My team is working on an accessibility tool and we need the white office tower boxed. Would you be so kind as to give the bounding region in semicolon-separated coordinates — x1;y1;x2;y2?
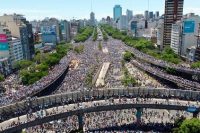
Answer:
170;13;200;59
156;21;164;50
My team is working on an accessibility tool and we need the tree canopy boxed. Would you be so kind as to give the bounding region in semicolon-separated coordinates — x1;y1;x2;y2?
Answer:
18;43;72;85
74;27;93;43
123;51;134;62
191;61;200;68
0;74;4;82
174;118;200;133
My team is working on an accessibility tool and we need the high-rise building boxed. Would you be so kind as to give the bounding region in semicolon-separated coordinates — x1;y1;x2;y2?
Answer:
117;15;128;30
9;37;23;66
113;5;122;22
130;20;137;36
126;9;133;22
170;21;182;54
90;12;95;26
61;20;71;42
170;14;200;58
149;12;154;19
40;25;57;44
163;0;184;47
40;18;62;44
0;26;24;74
156;11;160;19
0;14;35;60
144;10;149;20
195;23;200;61
156;21;164;49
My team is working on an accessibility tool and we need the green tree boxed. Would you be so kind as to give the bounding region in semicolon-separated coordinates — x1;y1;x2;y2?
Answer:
35;63;49;71
123;51;134;62
174;118;200;133
14;60;33;70
0;74;4;82
191;61;200;69
93;27;98;41
121;68;136;87
74;27;93;42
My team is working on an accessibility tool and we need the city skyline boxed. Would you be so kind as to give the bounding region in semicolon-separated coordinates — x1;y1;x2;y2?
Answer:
0;0;200;21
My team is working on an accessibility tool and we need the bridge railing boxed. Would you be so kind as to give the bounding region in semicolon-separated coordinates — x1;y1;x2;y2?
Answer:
0;87;200;120
1;101;200;133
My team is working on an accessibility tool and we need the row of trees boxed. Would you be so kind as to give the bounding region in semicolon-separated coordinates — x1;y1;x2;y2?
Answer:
121;65;137;87
84;67;95;88
121;51;137;87
15;44;72;85
74;27;93;43
92;27;98;41
100;26;108;41
102;24;181;64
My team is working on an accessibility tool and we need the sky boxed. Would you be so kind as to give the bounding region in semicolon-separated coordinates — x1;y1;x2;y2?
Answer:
0;0;200;21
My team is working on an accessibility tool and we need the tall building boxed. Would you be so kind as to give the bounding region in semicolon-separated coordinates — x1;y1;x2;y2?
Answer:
0;14;35;60
40;18;62;45
149;12;154;19
61;20;71;42
117;15;128;30
156;21;164;49
170;14;200;58
0;26;23;74
126;9;133;22
144;10;149;20
0;26;11;75
130;20;137;36
156;11;160;19
113;5;122;22
163;0;184;47
90;12;95;26
170;21;182;54
40;25;57;44
195;24;200;61
9;37;23;66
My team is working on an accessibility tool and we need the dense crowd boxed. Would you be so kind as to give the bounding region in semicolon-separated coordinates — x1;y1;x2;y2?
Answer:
54;38;106;93
131;60;200;90
104;39;125;88
1;29;200;133
125;42;200;74
0;55;72;106
125;63;165;88
1;97;198;132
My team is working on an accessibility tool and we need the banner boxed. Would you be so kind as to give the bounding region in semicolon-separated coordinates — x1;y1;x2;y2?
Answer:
184;21;195;33
41;25;56;35
0;34;7;42
0;34;9;58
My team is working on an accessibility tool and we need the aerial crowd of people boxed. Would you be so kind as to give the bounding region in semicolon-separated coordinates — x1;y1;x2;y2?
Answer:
1;96;199;132
131;60;200;90
0;28;200;132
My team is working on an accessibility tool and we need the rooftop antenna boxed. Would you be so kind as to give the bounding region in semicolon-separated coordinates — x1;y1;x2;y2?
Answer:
148;0;149;11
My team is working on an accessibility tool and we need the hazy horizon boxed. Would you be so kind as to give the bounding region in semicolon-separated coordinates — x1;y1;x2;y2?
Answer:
0;0;200;21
